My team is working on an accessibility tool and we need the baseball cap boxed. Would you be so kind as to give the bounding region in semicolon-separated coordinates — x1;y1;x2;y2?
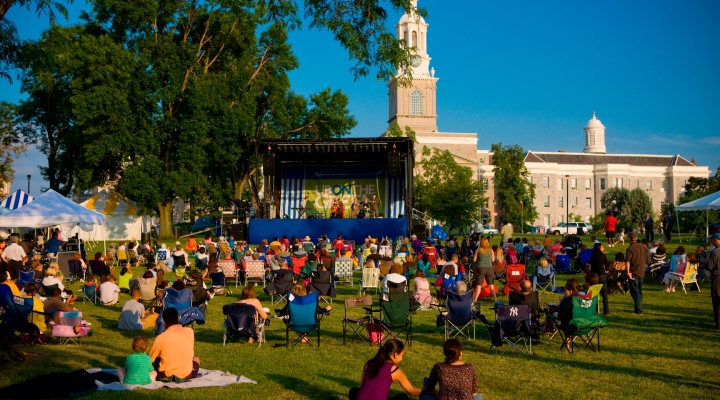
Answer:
711;233;720;241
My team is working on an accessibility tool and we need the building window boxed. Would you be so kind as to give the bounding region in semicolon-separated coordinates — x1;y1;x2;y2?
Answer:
558;197;564;208
479;157;485;164
661;181;665;192
482;178;489;191
543;196;550;207
528;176;533;184
585;197;591;208
585;179;591;190
612;178;623;188
557;178;563;190
681;179;687;190
646;180;652;190
412;31;417;47
543;177;549;188
543;214;550;226
600;178;606;190
571;196;578;206
632;180;639;189
570;178;577;190
410;90;422;115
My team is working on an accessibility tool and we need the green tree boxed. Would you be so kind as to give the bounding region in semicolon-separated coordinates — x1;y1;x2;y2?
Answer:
600;187;629;217
414;147;484;232
0;0;72;81
0;101;27;184
490;143;537;230
624;188;653;230
676;172;720;232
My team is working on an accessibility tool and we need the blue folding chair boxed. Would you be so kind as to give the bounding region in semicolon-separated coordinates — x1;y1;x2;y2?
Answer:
441;291;478;340
223;303;264;348
18;270;35;288
156;288;205;334
81;283;99;304
286;291;324;347
0;295;42;346
554;254;572;274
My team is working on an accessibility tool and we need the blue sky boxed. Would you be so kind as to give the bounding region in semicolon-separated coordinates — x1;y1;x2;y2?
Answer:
2;0;719;196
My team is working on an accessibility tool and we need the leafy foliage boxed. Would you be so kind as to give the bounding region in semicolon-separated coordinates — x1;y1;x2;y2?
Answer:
0;101;27;184
600;187;652;232
490;143;537;228
414;146;484;231
676;173;720;232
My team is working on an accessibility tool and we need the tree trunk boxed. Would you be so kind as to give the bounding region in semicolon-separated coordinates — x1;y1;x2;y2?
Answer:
158;202;174;239
234;174;248;200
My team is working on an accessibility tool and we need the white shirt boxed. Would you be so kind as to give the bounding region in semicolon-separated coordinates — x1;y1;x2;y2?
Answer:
3;243;26;261
100;281;120;304
381;273;407;292
42;275;64;291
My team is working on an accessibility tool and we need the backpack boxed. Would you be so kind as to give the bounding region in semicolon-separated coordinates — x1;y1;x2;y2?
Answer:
366;323;385;344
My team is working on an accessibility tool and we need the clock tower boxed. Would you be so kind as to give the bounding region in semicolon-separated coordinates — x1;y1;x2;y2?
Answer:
387;0;438;133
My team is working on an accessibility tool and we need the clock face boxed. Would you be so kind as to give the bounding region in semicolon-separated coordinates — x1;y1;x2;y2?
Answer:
411;56;421;67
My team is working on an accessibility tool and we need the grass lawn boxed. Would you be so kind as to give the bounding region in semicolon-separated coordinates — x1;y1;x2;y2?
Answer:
1;234;718;399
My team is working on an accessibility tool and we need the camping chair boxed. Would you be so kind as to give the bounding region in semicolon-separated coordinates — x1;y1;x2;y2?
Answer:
584;283;604;314
222;303;264;348
156;288;205;333
18;270;35;288
290;253;308;275
485;304;534;355
360;267;380;296
286;291;325;347
342;295;373;344
374;291;413;345
81;283;99;304
245;260;265;287
308;270;336;305
434;273;458;304
42;283;59;298
669;262;700;294
67;259;83;282
493;261;508;285
137;276;158;306
550;296;608;353
116;250;129;267
172;254;187;270
51;311;90;345
533;266;555;294
578;249;593;271
0;295;43;346
554;255;572;274
645;261;669;283
210;271;227;296
378;263;392;279
105;250;116;267
502;264;527;296
439;291;478;341
302;242;315;253
218;259;239;290
334;258;354;286
265;269;295;305
525;248;545;271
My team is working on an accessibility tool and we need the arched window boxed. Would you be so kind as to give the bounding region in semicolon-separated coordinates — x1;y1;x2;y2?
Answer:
411;90;422;115
412;31;417;47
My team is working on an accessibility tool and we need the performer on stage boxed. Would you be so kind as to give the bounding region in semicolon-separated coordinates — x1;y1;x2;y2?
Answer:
333;197;345;219
361;196;370;219
299;196;308;219
370;194;378;218
351;198;360;219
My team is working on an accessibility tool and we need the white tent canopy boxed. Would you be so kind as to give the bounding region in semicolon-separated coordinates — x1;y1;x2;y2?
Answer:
79;190;152;240
675;190;720;240
0;189;105;230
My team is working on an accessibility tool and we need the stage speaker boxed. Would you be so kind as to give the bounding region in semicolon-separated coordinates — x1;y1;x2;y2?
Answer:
141;232;151;244
263;154;275;176
227;224;245;241
388;153;401;177
412;223;427;241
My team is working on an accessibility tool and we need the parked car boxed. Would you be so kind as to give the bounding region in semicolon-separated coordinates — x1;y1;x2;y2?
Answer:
547;222;593;235
476;225;499;236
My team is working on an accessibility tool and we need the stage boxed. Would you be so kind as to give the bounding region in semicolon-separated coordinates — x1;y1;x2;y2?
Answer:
248;218;408;244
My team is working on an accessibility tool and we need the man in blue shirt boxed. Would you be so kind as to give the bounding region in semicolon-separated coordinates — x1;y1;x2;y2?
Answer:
45;233;64;255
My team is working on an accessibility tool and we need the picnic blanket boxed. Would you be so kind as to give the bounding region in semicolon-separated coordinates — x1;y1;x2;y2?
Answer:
89;368;257;391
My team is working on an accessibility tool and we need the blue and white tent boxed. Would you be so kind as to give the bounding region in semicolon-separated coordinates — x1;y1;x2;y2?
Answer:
0;189;34;210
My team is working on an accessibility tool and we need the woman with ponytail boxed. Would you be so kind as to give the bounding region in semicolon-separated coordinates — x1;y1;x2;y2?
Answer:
349;339;422;400
421;339;481;400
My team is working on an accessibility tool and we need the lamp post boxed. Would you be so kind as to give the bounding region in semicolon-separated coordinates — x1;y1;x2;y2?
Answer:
520;200;524;234
27;175;31;195
565;175;569;235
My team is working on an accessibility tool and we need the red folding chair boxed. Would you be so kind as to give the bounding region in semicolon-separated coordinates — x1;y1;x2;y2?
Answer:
503;264;527;296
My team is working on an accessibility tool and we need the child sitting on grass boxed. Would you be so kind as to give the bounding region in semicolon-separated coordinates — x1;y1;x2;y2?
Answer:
117;336;157;385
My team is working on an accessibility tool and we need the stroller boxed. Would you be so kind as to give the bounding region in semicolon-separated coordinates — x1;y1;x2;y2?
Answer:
561;235;582;268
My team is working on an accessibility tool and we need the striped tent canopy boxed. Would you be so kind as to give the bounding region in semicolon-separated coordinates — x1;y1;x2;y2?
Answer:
80;190;137;215
0;189;34;210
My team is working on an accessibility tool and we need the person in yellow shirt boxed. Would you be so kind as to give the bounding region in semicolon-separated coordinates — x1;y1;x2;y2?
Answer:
23;283;47;332
0;271;21;296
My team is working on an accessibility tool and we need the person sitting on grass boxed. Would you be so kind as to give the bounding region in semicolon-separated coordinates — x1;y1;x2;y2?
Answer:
118;267;133;294
195;247;208;278
420;338;481;400
118;288;159;331
349;338;422;400
237;285;268;344
412;270;432;309
117;336;157;385
100;274;121;305
149;307;200;381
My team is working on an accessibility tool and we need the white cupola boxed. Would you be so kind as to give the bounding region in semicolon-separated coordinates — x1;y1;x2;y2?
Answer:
583;112;606;153
397;0;432;77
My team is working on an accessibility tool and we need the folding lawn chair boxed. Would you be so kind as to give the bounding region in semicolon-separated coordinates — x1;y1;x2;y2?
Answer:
440;291;478;341
334;258;354;286
342;295;373;344
116;250;128;267
245;260;265;287
218;259;239;290
502;264;527;296
0;295;43;346
578;249;592;271
554;255;572;274
360;267;380;296
485;304;534;355
210;271;227;296
222;303;265;348
286;291;325;347
375;291;413;345
265;269;295;305
550;296;608;353
18;270;35;288
81;283;98;304
51;311;90;345
307;270;336;305
668;262;700;294
533;267;555;294
156;288;205;334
